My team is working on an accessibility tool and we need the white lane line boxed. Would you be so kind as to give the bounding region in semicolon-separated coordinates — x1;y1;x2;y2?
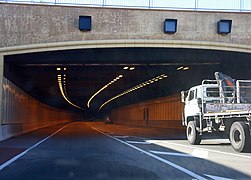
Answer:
150;150;193;157
93;127;207;180
147;140;251;159
113;135;129;138
126;141;151;144
204;174;234;180
0;123;74;171
191;149;208;159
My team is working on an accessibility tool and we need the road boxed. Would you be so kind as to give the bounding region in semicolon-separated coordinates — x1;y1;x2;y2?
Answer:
0;122;250;179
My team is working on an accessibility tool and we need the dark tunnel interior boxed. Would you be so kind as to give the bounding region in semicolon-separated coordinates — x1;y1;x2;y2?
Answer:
4;47;251;117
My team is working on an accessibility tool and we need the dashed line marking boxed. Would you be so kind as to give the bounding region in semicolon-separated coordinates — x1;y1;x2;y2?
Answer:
147;140;251;159
150;150;193;157
204;174;234;180
113;135;129;138
93;127;207;180
126;141;151;144
191;149;208;159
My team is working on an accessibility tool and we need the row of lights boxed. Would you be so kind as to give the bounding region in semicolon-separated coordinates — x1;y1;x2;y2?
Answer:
177;66;189;71
99;74;168;110
57;68;84;110
123;66;135;71
87;74;123;108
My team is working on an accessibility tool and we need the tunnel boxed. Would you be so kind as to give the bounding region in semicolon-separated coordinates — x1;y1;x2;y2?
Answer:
1;2;251;178
4;47;251;117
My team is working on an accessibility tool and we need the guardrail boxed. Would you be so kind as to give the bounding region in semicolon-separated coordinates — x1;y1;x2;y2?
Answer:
0;0;251;12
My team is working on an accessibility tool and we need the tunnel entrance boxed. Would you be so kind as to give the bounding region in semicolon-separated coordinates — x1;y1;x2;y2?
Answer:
4;47;251;114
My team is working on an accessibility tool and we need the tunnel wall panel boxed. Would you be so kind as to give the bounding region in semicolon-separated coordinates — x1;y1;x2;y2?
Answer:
0;78;76;141
110;94;185;130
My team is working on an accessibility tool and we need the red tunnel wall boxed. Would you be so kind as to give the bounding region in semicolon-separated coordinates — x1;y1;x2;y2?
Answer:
110;94;185;130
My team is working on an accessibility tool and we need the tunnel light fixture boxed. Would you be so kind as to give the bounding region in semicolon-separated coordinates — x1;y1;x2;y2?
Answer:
177;66;183;70
99;74;168;110
87;74;123;108
57;74;84;110
123;66;135;71
57;68;61;71
177;66;189;71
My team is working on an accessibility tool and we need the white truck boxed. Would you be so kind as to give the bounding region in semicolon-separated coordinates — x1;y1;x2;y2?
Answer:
181;72;251;152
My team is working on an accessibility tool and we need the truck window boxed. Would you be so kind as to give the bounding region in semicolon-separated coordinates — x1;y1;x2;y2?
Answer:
206;87;219;97
188;90;195;101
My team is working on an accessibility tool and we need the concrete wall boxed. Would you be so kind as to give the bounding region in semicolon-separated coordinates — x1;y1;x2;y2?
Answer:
110;94;185;130
0;3;251;132
0;77;76;141
0;3;251;48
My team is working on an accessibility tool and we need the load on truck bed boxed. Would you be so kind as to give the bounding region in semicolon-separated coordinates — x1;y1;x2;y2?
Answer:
181;72;251;152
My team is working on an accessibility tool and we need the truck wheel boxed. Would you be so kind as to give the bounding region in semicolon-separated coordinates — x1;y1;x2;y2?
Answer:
187;121;201;145
229;122;251;152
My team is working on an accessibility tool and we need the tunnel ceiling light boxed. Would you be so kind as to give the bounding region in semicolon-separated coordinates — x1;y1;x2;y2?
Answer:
164;19;177;34
57;68;61;71
64;68;67;71
177;66;183;70
218;20;232;34
183;67;189;70
57;74;84;110
177;66;189;71
123;66;135;71
87;74;123;108
99;74;168;110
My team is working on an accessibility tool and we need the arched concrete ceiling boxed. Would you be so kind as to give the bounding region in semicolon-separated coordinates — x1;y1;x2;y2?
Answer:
4;47;251;115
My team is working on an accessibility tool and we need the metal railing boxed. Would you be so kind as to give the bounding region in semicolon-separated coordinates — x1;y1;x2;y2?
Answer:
1;0;251;12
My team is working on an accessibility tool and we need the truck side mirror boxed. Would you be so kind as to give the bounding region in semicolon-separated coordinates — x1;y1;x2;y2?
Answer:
181;91;187;102
180;91;185;103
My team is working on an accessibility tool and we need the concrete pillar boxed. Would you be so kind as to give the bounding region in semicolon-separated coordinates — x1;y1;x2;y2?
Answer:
0;54;3;125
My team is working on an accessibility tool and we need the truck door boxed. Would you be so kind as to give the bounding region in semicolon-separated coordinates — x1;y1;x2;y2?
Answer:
185;88;200;118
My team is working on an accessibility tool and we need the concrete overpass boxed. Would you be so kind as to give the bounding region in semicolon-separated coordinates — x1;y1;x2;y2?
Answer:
1;3;251;140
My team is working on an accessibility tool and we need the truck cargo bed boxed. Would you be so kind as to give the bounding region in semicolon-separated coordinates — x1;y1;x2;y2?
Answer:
204;103;251;117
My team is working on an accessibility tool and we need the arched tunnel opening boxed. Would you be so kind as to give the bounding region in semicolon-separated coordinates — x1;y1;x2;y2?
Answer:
4;47;251;119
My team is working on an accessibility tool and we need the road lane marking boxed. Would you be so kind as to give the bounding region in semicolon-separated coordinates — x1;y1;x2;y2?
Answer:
147;140;251;159
191;149;208;159
0;123;74;171
204;174;234;180
126;141;151;144
150;149;208;159
150;150;193;157
113;135;129;138
93;127;207;180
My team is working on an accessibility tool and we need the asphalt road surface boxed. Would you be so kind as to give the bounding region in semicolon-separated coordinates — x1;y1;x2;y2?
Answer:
0;122;250;179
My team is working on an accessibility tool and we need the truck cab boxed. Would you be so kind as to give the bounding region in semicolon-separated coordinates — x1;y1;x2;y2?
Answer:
182;82;220;126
